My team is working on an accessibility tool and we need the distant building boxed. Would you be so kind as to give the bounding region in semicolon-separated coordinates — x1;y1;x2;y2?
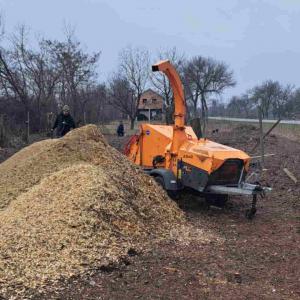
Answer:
137;89;164;121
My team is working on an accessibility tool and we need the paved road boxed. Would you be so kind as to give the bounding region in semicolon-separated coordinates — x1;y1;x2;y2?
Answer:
208;116;300;125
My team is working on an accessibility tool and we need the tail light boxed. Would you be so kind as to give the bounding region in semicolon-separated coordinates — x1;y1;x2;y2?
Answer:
208;159;244;185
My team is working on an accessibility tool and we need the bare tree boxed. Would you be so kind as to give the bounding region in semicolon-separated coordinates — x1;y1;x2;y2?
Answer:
118;46;150;129
250;80;280;118
150;47;184;124
0;25;102;137
24;39;62;130
46;32;101;120
0;13;4;40
92;84;111;124
286;88;300;118
183;56;235;136
0;26;33;136
249;80;294;119
209;99;226;117
108;75;135;127
0;26;64;132
183;69;201;119
227;94;253;118
72;83;117;125
272;84;293;118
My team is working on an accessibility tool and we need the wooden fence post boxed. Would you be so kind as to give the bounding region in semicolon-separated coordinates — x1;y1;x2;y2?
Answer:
258;108;264;169
26;111;30;143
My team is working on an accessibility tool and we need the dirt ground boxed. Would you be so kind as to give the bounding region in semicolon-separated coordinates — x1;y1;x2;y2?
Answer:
20;124;298;300
1;124;299;299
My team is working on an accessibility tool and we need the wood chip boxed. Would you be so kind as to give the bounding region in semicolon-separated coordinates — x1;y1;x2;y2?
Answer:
0;125;185;298
283;168;297;184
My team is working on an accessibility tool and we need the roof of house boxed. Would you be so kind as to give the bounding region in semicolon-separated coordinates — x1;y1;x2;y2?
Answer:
140;89;163;99
138;89;164;110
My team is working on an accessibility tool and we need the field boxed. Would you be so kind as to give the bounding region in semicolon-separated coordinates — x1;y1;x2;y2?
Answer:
0;121;299;299
208;118;300;141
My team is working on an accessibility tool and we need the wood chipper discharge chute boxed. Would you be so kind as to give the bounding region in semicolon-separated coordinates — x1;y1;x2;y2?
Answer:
125;60;271;219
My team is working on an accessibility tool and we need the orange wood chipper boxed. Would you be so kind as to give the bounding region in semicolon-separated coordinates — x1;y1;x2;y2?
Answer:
125;60;271;219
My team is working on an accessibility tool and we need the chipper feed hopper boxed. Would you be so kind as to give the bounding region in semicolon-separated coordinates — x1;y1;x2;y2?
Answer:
125;60;271;219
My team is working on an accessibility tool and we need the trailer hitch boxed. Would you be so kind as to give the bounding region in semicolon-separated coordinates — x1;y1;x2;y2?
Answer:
205;182;272;219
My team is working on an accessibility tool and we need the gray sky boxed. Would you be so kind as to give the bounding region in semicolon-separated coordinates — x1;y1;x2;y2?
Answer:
1;0;300;101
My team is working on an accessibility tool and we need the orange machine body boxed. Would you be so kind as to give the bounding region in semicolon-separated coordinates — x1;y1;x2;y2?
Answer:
126;60;251;193
128;123;250;178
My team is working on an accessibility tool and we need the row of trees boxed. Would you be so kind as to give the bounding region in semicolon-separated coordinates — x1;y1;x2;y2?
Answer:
211;80;300;119
0;26;111;135
3;20;299;147
0;23;236;142
108;47;235;130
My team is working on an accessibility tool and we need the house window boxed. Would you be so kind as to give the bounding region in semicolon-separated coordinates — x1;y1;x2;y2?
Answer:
142;99;147;104
152;98;157;103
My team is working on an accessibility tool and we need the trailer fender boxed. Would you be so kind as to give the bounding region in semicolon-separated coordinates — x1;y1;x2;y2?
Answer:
149;168;178;191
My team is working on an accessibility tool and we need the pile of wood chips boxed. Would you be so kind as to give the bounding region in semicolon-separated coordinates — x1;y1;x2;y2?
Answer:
0;125;185;298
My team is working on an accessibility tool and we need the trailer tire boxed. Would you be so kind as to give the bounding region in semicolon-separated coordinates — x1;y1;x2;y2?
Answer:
154;176;165;188
205;194;228;207
154;176;178;200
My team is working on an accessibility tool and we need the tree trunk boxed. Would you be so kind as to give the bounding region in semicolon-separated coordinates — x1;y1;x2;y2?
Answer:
190;117;203;139
200;94;207;138
130;118;135;130
83;110;87;125
193;101;198;118
37;98;42;132
26;110;30;144
165;106;174;125
0;114;5;147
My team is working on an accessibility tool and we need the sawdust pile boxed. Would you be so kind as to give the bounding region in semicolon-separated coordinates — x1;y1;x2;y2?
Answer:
0;125;184;298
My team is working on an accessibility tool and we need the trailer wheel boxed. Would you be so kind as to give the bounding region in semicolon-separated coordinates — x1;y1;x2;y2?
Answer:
154;176;178;200
154;176;165;188
205;194;228;207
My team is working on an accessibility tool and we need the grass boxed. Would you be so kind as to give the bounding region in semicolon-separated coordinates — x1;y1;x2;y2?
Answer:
208;119;300;141
100;118;300;142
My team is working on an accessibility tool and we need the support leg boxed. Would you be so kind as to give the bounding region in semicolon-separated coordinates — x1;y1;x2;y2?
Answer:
245;194;257;219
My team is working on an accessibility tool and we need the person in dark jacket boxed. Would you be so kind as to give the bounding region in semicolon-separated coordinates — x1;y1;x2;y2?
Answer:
52;105;76;137
117;121;124;137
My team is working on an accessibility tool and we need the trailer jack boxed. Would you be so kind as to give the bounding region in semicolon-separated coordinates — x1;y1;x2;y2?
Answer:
245;194;257;219
205;183;271;219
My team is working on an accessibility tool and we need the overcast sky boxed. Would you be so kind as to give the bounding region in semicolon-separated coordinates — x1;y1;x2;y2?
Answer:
1;0;300;101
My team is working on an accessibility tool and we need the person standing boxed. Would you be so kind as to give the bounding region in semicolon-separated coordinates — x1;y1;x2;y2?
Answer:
117;121;125;137
52;105;76;137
